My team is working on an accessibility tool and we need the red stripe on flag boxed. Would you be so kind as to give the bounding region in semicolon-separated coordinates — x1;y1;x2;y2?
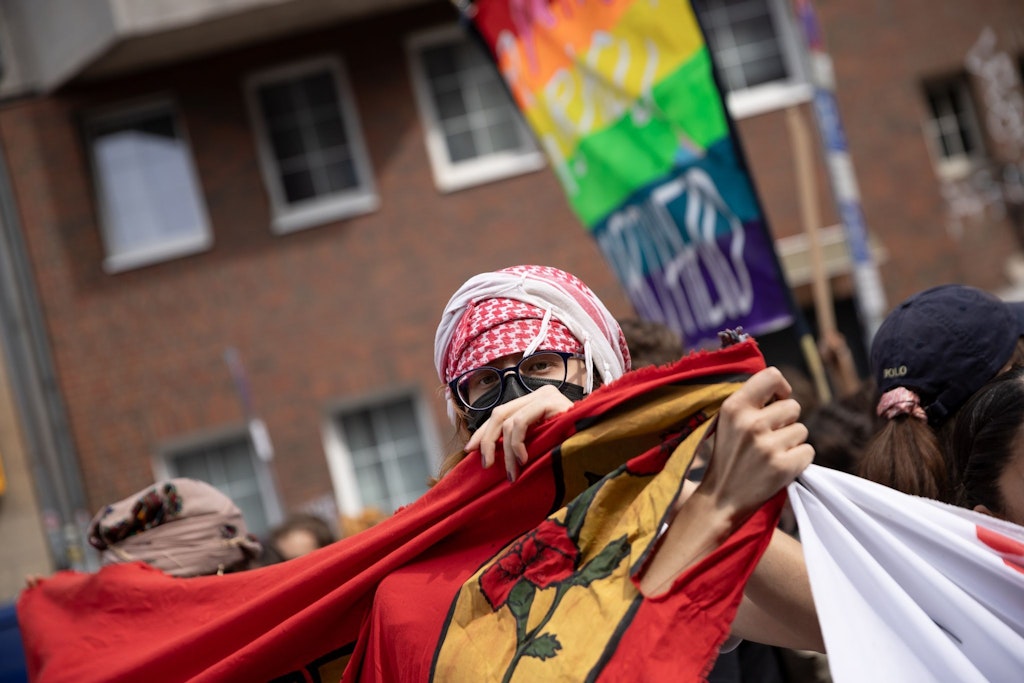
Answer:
976;526;1024;574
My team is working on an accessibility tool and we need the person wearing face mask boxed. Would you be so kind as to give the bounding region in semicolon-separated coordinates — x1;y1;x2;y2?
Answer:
17;264;821;682
429;265;820;661
434;264;628;480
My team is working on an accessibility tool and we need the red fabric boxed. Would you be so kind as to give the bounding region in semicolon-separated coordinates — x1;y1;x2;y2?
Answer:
18;340;774;682
446;298;582;380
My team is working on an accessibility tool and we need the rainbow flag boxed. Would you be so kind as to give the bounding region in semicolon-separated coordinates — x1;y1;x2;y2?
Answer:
465;0;795;348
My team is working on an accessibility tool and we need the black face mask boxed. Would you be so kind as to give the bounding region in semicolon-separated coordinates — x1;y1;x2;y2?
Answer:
465;374;586;433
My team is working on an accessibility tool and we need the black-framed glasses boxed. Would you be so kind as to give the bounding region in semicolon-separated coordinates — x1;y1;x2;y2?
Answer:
448;350;580;412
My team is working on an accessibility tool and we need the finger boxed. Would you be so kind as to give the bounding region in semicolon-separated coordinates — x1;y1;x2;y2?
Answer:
758;398;803;430
502;408;542;481
464;428;481;455
787;443;816;475
479;435;496;468
769;421;810;451
733;367;792;408
503;431;518;483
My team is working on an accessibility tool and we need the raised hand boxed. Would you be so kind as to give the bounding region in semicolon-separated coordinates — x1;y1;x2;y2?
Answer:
464;384;575;482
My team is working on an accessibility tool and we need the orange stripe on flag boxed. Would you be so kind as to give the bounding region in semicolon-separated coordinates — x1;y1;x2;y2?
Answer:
494;0;633;97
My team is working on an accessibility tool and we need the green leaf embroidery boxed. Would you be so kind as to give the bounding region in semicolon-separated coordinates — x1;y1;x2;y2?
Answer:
564;479;602;540
506;580;536;625
522;633;562;661
572;535;631;588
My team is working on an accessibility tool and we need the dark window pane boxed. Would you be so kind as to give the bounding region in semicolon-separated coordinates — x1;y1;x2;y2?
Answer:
342;412;376;450
446;130;477;162
423;45;458;79
732;15;776;46
302;72;339;108
325;159;358;192
692;0;789;92
384;400;418;441
282;169;317;202
478;77;510;108
433;85;468;121
487;121;521;153
457;41;490;69
269;125;306;161
314;117;349;149
133;115;177;139
740;54;787;87
354;461;388;507
395;452;430;494
259;83;296;119
957;124;975;155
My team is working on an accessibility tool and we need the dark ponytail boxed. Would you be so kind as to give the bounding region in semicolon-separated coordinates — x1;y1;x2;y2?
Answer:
858;415;952;501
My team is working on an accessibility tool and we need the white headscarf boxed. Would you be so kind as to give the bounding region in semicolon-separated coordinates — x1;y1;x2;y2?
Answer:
435;265;630;422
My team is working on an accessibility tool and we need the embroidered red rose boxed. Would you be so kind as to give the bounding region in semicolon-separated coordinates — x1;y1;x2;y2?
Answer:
480;519;580;609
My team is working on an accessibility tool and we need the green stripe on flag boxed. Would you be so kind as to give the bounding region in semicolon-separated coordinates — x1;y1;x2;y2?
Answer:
566;48;729;228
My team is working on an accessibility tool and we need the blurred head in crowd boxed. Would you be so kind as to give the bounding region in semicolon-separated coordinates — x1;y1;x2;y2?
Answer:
269;513;337;561
87;478;262;577
952;365;1024;525
618;317;685;369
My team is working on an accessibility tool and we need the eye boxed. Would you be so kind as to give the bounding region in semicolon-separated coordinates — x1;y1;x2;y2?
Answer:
473;372;499;389
522;359;552;374
520;353;564;378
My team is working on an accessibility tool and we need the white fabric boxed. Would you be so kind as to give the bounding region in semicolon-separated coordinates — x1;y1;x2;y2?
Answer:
434;268;628;422
789;465;1024;683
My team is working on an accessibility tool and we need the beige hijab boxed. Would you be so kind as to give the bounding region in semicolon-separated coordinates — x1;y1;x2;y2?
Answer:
87;478;262;577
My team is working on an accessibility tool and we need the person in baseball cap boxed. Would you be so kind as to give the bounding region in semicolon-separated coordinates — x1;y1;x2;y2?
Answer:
860;284;1024;501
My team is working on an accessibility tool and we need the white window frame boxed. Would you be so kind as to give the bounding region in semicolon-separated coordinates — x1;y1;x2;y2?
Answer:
922;75;987;180
84;97;213;273
696;0;812;120
406;24;546;193
153;423;283;536
322;386;442;519
245;56;379;234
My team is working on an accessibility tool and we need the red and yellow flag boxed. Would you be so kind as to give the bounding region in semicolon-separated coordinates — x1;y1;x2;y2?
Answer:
18;340;779;682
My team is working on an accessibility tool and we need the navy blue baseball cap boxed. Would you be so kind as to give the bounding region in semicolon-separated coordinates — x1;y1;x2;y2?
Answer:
871;284;1024;427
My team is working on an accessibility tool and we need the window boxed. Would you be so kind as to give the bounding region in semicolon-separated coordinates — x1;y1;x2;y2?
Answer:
246;57;378;233
692;0;810;118
923;75;986;178
85;100;211;273
324;392;438;517
159;427;282;537
407;25;545;192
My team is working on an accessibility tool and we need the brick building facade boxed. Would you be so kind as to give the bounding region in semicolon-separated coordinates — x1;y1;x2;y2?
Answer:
0;0;1021;583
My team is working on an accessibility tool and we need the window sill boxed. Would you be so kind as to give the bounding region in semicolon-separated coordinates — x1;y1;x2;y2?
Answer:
103;232;212;273
431;150;547;194
933;156;985;182
271;191;381;234
726;81;813;120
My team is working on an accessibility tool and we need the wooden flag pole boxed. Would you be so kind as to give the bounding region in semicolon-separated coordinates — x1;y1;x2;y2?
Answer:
786;105;860;401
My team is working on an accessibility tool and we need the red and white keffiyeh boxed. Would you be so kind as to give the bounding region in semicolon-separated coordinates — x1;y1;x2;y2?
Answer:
435;265;630;421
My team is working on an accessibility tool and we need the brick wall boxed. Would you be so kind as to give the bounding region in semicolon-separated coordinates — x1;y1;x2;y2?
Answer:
0;3;632;515
1;0;1022;518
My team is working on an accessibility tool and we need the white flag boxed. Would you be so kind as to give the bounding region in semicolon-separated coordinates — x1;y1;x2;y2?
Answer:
788;465;1024;683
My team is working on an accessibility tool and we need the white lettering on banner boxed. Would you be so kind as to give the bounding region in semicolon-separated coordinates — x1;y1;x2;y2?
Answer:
596;168;754;341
